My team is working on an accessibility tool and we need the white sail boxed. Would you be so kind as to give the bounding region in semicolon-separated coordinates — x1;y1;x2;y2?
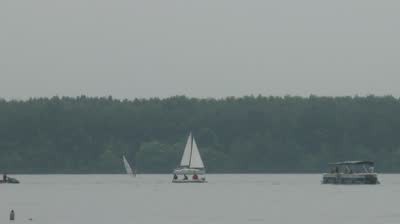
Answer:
180;133;192;167
123;155;134;176
189;138;204;169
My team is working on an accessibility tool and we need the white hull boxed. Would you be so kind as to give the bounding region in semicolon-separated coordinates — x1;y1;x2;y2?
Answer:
172;179;207;183
173;168;205;175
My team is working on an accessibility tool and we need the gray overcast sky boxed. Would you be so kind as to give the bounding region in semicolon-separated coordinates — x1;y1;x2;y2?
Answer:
1;0;399;99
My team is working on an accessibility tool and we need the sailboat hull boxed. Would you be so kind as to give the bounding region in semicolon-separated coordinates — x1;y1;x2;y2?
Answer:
173;168;205;175
172;179;207;183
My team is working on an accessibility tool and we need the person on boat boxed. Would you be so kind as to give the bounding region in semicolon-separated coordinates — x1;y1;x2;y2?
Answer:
10;210;15;221
183;174;188;180
335;166;339;173
173;174;178;180
344;166;351;174
369;166;375;173
192;174;199;180
3;173;7;182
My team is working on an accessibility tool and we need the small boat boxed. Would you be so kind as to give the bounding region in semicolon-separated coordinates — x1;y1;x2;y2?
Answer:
122;155;136;177
0;175;19;184
322;161;379;184
173;132;207;183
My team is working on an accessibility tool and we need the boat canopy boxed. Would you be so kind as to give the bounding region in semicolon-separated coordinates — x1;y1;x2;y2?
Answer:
328;161;375;166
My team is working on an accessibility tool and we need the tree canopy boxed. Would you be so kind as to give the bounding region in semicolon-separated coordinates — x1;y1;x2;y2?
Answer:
1;95;400;173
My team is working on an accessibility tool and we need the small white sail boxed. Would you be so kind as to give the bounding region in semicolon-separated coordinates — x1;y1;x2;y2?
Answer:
122;155;134;176
180;133;192;167
189;138;205;169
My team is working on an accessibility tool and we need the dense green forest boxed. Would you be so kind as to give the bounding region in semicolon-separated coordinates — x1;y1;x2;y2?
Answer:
1;95;400;173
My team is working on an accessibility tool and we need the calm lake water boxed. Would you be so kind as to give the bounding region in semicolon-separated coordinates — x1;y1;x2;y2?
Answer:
1;174;400;224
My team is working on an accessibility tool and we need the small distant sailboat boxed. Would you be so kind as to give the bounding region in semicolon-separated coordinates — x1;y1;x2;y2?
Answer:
122;155;136;177
172;132;206;183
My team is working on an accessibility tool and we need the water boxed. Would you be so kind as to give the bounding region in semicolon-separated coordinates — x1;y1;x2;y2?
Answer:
1;174;400;224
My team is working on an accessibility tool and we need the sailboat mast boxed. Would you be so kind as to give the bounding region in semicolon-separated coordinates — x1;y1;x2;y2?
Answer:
188;133;193;167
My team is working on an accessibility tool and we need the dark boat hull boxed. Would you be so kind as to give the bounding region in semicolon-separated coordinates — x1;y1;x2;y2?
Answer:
0;177;20;184
322;173;379;184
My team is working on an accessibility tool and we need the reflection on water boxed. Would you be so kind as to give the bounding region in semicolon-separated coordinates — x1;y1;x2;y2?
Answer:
0;174;399;224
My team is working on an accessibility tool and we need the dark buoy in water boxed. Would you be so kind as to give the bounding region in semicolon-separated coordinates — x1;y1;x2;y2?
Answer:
10;210;15;221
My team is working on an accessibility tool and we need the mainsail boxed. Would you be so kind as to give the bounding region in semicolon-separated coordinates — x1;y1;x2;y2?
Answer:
122;155;135;176
180;133;192;167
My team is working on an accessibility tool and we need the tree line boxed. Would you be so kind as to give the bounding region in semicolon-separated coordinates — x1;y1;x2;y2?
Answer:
1;95;400;173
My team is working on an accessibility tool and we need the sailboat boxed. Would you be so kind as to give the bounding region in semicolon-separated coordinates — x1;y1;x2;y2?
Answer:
172;132;207;183
122;155;136;177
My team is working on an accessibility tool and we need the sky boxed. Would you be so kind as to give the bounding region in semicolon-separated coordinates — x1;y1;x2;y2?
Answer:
1;0;399;100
